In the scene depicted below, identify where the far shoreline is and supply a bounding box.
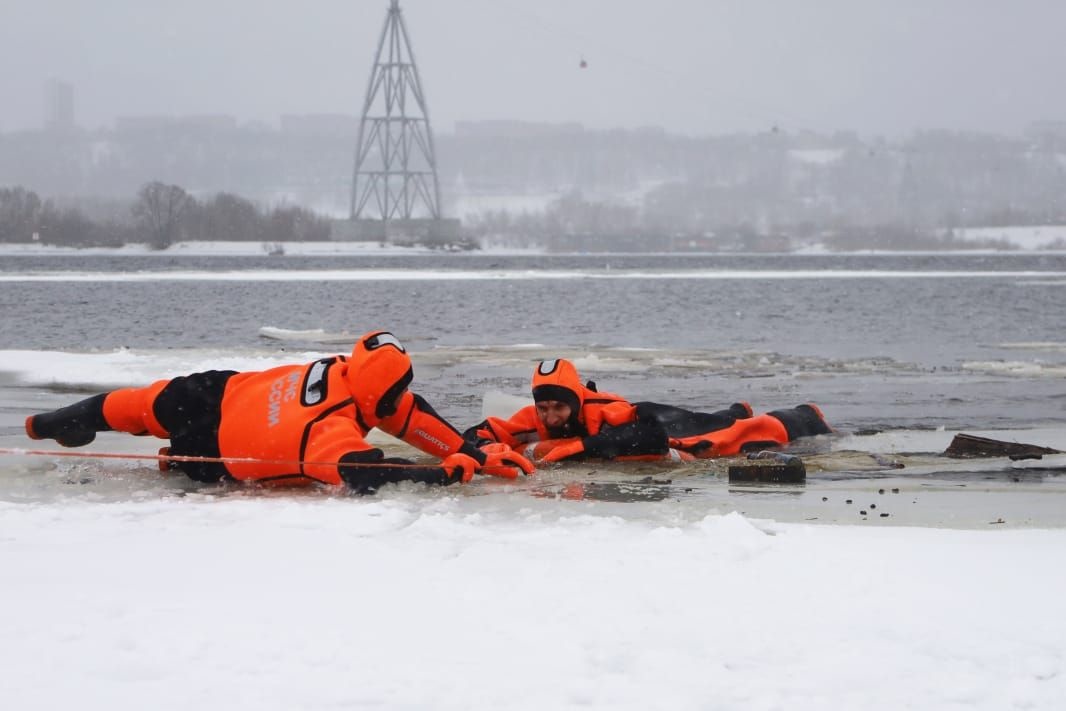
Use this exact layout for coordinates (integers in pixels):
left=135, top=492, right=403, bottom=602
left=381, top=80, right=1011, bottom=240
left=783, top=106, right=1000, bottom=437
left=1, top=240, right=1064, bottom=258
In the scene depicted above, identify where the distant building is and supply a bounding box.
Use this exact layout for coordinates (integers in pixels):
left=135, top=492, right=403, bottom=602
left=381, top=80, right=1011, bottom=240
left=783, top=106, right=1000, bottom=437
left=44, top=79, right=75, bottom=132
left=281, top=114, right=360, bottom=137
left=1027, top=121, right=1066, bottom=149
left=1027, top=120, right=1066, bottom=139
left=453, top=120, right=585, bottom=138
left=114, top=115, right=237, bottom=134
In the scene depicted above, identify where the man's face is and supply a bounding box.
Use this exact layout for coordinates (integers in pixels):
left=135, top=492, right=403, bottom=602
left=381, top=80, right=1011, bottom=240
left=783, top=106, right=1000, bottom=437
left=535, top=400, right=572, bottom=430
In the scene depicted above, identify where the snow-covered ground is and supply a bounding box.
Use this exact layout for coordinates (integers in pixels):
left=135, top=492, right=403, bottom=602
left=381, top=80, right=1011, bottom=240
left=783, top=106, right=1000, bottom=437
left=0, top=240, right=551, bottom=258
left=952, top=225, right=1066, bottom=250
left=0, top=240, right=456, bottom=257
left=2, top=494, right=1064, bottom=710
left=2, top=223, right=1065, bottom=257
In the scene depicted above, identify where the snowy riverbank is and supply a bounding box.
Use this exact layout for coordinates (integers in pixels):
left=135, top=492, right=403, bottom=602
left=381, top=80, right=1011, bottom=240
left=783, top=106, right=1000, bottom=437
left=2, top=225, right=1066, bottom=258
left=2, top=495, right=1065, bottom=710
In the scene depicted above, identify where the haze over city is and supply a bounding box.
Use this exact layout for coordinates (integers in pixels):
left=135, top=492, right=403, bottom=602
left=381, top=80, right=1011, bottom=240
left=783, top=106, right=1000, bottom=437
left=2, top=0, right=1065, bottom=137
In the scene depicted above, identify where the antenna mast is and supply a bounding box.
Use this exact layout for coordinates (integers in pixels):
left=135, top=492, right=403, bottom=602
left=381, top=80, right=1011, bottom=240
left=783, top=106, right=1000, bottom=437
left=350, top=0, right=442, bottom=222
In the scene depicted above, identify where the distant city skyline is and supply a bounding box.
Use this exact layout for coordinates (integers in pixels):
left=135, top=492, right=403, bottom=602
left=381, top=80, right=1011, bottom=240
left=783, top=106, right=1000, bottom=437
left=43, top=78, right=75, bottom=131
left=2, top=1, right=1066, bottom=138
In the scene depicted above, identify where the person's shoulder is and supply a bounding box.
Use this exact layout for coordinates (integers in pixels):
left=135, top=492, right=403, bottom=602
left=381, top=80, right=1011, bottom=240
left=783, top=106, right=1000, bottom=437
left=506, top=404, right=539, bottom=420
left=586, top=391, right=630, bottom=405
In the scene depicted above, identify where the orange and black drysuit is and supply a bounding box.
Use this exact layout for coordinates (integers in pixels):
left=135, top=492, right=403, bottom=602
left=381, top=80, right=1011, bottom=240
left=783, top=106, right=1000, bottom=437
left=26, top=331, right=531, bottom=493
left=463, top=358, right=831, bottom=463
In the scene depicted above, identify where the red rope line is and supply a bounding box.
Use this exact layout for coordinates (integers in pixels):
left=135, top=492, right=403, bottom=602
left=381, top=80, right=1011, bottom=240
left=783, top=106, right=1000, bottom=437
left=0, top=447, right=434, bottom=469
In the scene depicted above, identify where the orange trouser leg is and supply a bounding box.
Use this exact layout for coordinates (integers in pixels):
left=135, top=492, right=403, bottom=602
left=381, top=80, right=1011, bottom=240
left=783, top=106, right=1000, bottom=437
left=102, top=379, right=171, bottom=438
left=706, top=414, right=789, bottom=457
left=674, top=414, right=789, bottom=459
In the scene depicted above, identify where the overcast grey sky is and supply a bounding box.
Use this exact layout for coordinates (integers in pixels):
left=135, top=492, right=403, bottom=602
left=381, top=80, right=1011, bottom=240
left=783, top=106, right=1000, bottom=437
left=2, top=0, right=1064, bottom=137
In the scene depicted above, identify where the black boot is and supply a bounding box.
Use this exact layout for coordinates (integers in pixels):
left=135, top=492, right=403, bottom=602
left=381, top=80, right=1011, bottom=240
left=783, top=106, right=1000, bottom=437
left=728, top=401, right=754, bottom=419
left=768, top=403, right=832, bottom=440
left=25, top=393, right=112, bottom=447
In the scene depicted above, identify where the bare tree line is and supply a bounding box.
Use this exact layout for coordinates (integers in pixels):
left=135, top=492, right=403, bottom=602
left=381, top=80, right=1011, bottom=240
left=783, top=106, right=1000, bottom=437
left=0, top=182, right=332, bottom=248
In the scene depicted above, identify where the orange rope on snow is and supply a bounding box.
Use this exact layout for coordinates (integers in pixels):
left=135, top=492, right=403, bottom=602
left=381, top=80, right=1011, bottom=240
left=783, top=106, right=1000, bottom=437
left=0, top=447, right=433, bottom=470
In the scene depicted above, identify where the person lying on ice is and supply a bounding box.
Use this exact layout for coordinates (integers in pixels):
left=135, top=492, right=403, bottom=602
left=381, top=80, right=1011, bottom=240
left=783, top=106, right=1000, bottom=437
left=463, top=358, right=831, bottom=464
left=25, top=330, right=533, bottom=493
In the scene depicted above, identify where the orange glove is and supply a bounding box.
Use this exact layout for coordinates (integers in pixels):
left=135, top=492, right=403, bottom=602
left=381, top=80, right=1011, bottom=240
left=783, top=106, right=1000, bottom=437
left=538, top=439, right=586, bottom=463
left=440, top=453, right=479, bottom=483
left=479, top=443, right=535, bottom=479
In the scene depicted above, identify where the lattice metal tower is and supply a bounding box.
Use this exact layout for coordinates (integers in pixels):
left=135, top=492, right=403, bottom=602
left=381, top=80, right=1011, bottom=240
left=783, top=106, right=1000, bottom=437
left=350, top=0, right=442, bottom=221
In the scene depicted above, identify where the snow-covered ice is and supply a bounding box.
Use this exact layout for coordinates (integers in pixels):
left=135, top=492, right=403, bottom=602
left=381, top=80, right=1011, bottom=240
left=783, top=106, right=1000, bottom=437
left=2, top=494, right=1065, bottom=710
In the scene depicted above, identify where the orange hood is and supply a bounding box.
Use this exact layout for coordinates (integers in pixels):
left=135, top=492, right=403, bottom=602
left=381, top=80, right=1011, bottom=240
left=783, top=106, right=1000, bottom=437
left=531, top=359, right=584, bottom=431
left=345, top=331, right=413, bottom=423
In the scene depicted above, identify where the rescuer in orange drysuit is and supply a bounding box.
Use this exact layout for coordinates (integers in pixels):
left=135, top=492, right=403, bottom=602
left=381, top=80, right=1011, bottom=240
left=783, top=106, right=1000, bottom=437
left=463, top=358, right=831, bottom=464
left=26, top=331, right=533, bottom=493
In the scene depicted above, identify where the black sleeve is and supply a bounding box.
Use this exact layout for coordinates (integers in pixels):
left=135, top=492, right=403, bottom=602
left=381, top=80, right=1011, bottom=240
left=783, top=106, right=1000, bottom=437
left=462, top=420, right=490, bottom=445
left=338, top=450, right=454, bottom=495
left=458, top=439, right=487, bottom=464
left=581, top=414, right=669, bottom=459
left=634, top=401, right=739, bottom=438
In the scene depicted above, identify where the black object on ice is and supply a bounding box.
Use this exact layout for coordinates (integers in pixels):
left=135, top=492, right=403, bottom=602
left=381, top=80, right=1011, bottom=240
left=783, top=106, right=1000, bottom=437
left=728, top=451, right=806, bottom=484
left=944, top=433, right=1062, bottom=460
